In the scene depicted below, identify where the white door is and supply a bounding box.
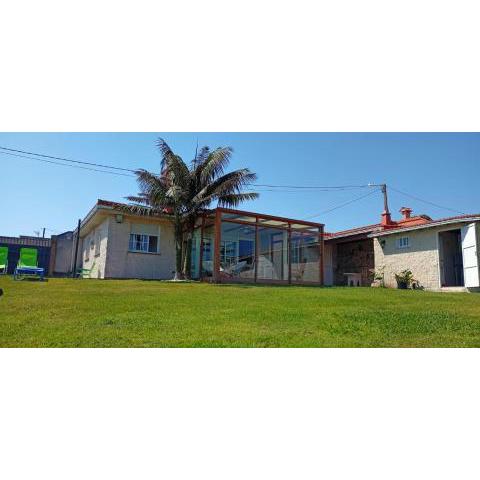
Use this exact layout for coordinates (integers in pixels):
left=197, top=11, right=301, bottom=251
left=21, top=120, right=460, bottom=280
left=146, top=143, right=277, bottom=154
left=461, top=223, right=480, bottom=288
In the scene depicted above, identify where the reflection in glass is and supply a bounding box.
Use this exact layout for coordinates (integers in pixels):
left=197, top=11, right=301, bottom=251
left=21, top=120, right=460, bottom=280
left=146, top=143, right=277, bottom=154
left=191, top=228, right=201, bottom=279
left=290, top=231, right=320, bottom=282
left=257, top=227, right=288, bottom=281
left=201, top=224, right=215, bottom=278
left=219, top=221, right=256, bottom=280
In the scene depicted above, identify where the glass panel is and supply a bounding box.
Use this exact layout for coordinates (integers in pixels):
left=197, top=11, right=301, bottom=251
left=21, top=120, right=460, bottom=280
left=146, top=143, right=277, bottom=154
left=191, top=228, right=201, bottom=279
left=257, top=227, right=288, bottom=281
left=201, top=225, right=215, bottom=278
left=148, top=236, right=158, bottom=253
left=290, top=231, right=320, bottom=282
left=258, top=218, right=289, bottom=229
left=221, top=212, right=256, bottom=224
left=219, top=221, right=256, bottom=280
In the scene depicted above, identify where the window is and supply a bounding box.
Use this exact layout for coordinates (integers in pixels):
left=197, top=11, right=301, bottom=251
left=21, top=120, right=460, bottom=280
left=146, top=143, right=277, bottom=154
left=129, top=233, right=159, bottom=253
left=220, top=240, right=237, bottom=268
left=397, top=236, right=410, bottom=249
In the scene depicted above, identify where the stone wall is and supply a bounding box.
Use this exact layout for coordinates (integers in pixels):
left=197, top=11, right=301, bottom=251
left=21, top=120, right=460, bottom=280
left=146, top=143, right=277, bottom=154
left=333, top=238, right=374, bottom=286
left=373, top=228, right=441, bottom=290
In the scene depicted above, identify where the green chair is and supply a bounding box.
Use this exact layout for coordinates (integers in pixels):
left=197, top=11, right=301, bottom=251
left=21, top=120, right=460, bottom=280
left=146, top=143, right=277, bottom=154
left=0, top=246, right=8, bottom=274
left=14, top=248, right=45, bottom=280
left=76, top=260, right=96, bottom=279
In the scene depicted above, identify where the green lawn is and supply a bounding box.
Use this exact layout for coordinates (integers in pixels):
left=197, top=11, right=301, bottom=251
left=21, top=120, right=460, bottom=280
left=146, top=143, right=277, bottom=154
left=1, top=277, right=480, bottom=347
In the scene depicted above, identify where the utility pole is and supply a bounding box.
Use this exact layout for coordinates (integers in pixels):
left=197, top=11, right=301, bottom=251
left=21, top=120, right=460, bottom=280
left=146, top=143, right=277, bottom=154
left=42, top=227, right=46, bottom=238
left=369, top=183, right=390, bottom=213
left=72, top=218, right=81, bottom=278
left=369, top=183, right=391, bottom=225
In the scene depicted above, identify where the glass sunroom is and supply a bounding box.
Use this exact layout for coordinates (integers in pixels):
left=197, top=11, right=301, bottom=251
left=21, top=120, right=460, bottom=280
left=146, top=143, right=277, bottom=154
left=191, top=208, right=324, bottom=285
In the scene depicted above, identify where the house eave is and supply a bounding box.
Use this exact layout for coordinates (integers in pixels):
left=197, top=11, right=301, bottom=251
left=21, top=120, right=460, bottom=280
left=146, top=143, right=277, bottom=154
left=369, top=216, right=480, bottom=238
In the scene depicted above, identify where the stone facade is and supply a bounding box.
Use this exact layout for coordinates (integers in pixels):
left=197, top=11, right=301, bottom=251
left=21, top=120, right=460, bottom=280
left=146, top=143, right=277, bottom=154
left=373, top=227, right=446, bottom=290
left=324, top=238, right=374, bottom=286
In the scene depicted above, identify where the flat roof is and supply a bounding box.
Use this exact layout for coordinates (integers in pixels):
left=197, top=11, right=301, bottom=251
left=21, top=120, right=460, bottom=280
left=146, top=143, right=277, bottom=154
left=77, top=200, right=324, bottom=235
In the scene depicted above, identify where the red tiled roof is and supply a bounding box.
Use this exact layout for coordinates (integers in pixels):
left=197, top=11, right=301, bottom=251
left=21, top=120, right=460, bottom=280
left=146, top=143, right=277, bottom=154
left=324, top=223, right=382, bottom=239
left=324, top=212, right=479, bottom=240
left=371, top=213, right=480, bottom=236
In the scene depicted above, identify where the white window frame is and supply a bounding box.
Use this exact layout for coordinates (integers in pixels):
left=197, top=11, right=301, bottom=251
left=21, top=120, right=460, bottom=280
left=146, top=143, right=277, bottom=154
left=128, top=233, right=159, bottom=254
left=397, top=236, right=410, bottom=249
left=220, top=240, right=238, bottom=267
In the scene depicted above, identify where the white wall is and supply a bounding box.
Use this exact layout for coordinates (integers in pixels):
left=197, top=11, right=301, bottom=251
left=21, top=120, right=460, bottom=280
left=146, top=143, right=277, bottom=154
left=81, top=218, right=109, bottom=278
left=104, top=216, right=176, bottom=280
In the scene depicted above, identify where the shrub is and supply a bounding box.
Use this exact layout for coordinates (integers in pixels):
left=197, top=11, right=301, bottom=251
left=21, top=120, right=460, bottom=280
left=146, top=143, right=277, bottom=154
left=394, top=269, right=414, bottom=289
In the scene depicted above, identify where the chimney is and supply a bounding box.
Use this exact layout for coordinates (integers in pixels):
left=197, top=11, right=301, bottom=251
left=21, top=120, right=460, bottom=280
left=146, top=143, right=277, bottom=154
left=381, top=211, right=392, bottom=227
left=399, top=207, right=412, bottom=220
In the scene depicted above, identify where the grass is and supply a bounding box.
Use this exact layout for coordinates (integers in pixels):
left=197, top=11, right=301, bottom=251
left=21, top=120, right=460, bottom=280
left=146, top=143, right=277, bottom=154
left=1, top=277, right=480, bottom=347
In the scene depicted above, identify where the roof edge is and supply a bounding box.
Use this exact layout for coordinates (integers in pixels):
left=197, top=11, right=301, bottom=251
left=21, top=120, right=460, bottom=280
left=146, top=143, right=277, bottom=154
left=369, top=215, right=480, bottom=237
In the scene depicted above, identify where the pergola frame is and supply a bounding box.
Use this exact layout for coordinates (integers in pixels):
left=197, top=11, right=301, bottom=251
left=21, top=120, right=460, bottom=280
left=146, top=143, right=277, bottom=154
left=195, top=207, right=325, bottom=286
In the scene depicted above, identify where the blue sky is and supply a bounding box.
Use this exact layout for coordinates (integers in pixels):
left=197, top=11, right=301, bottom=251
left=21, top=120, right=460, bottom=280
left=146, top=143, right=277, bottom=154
left=1, top=132, right=479, bottom=237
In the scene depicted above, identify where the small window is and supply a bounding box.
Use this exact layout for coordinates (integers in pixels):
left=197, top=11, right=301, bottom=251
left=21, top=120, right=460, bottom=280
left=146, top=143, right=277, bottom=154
left=129, top=233, right=159, bottom=253
left=397, top=236, right=410, bottom=249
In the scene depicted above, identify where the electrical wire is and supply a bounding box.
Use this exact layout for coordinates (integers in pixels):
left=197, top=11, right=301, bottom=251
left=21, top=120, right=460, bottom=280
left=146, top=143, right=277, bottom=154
left=2, top=145, right=464, bottom=218
left=0, top=145, right=136, bottom=173
left=0, top=151, right=135, bottom=178
left=390, top=186, right=465, bottom=215
left=304, top=188, right=380, bottom=219
left=253, top=183, right=369, bottom=190
left=0, top=145, right=373, bottom=190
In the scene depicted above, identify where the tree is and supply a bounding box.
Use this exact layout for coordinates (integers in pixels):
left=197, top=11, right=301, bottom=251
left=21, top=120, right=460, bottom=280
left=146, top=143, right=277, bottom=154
left=124, top=138, right=258, bottom=280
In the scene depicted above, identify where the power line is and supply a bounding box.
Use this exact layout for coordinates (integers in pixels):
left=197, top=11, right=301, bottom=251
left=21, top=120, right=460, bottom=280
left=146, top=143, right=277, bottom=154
left=0, top=145, right=136, bottom=173
left=389, top=186, right=465, bottom=215
left=0, top=151, right=135, bottom=178
left=253, top=183, right=369, bottom=190
left=0, top=145, right=375, bottom=192
left=304, top=188, right=380, bottom=219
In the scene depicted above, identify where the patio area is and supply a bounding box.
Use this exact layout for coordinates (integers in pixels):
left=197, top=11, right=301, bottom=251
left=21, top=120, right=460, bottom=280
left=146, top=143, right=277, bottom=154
left=191, top=208, right=324, bottom=285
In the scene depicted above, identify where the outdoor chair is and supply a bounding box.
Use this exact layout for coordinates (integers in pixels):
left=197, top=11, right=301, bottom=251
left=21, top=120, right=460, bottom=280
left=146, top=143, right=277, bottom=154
left=224, top=260, right=247, bottom=277
left=14, top=247, right=45, bottom=280
left=76, top=260, right=95, bottom=279
left=0, top=246, right=8, bottom=274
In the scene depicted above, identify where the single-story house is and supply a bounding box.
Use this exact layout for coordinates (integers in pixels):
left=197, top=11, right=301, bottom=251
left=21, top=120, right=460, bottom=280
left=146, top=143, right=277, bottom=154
left=370, top=214, right=480, bottom=291
left=323, top=207, right=433, bottom=287
left=324, top=206, right=480, bottom=291
left=74, top=200, right=324, bottom=285
left=74, top=199, right=480, bottom=291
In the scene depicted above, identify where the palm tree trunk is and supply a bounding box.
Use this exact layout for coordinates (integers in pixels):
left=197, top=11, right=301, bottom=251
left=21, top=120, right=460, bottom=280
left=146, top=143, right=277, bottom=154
left=173, top=216, right=183, bottom=281
left=184, top=235, right=193, bottom=279
left=183, top=219, right=196, bottom=280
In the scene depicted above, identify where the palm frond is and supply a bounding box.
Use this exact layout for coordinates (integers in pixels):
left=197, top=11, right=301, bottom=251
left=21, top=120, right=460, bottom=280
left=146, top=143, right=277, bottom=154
left=113, top=202, right=159, bottom=217
left=156, top=138, right=175, bottom=173
left=124, top=195, right=151, bottom=206
left=193, top=169, right=257, bottom=206
left=199, top=147, right=233, bottom=184
left=217, top=192, right=260, bottom=208
left=192, top=146, right=210, bottom=170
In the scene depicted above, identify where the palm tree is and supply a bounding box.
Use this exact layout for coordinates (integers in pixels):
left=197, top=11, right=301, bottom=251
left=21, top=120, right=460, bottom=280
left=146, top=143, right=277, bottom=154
left=124, top=138, right=259, bottom=280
